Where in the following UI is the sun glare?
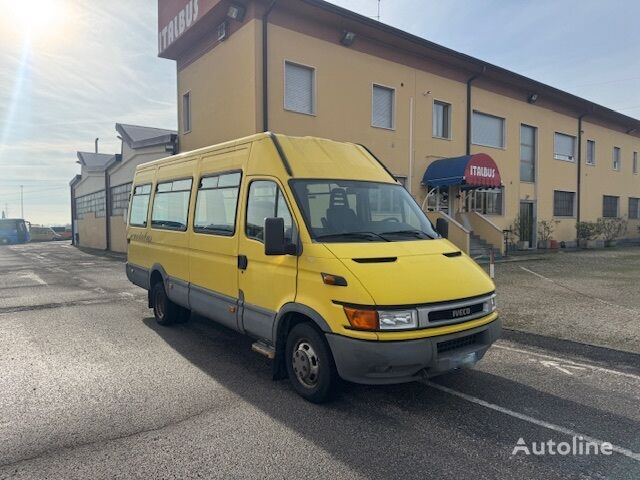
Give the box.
[2,0,68,38]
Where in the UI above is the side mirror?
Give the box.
[436,218,449,239]
[264,217,296,255]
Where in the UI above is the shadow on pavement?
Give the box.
[142,314,640,479]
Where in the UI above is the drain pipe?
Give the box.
[466,65,486,155]
[576,112,588,244]
[262,0,278,132]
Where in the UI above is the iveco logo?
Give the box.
[452,307,471,318]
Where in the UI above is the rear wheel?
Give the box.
[151,281,188,326]
[285,323,338,403]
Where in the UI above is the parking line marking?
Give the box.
[494,344,640,382]
[423,380,640,462]
[518,266,638,315]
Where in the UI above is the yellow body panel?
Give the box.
[127,133,497,346]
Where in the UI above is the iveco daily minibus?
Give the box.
[126,133,500,402]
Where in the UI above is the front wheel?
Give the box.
[285,323,339,403]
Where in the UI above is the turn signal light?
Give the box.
[343,307,378,330]
[321,273,348,286]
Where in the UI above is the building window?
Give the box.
[612,147,621,171]
[432,100,451,139]
[75,190,106,219]
[151,179,193,231]
[629,198,640,220]
[371,84,395,129]
[553,190,575,217]
[586,140,596,165]
[129,184,152,227]
[182,92,191,133]
[394,176,407,188]
[246,181,293,242]
[284,61,315,115]
[633,152,638,174]
[520,124,536,182]
[602,195,619,218]
[471,111,505,149]
[194,172,241,235]
[470,188,503,215]
[554,133,576,162]
[110,183,132,217]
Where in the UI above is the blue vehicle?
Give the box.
[0,218,30,245]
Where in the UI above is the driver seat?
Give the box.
[324,188,358,232]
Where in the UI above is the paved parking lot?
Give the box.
[0,242,639,479]
[496,248,640,354]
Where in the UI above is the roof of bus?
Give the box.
[134,133,394,183]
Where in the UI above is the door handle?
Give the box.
[238,255,248,270]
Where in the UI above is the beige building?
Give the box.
[71,124,177,252]
[158,0,640,252]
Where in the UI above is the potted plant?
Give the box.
[510,214,529,250]
[537,219,559,249]
[576,221,602,249]
[598,217,627,247]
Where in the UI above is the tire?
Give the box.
[151,281,185,326]
[285,322,339,403]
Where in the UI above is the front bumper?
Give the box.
[326,318,501,384]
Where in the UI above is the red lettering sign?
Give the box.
[464,153,502,188]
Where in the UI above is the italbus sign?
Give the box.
[463,153,502,188]
[157,0,222,54]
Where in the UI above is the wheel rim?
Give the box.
[154,287,165,320]
[292,338,320,388]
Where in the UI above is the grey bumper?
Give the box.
[326,318,501,385]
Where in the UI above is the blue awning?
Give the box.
[422,153,502,189]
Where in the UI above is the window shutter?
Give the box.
[372,85,394,129]
[472,112,504,148]
[554,133,575,160]
[285,62,314,114]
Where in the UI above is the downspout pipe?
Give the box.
[262,0,278,132]
[576,113,587,243]
[105,170,111,251]
[466,65,486,155]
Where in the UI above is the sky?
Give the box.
[0,0,639,225]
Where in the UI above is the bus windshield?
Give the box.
[290,180,439,243]
[0,219,18,232]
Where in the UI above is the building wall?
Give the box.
[171,12,640,243]
[177,18,261,151]
[108,144,172,252]
[77,213,107,250]
[74,173,105,198]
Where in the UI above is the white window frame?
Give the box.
[283,60,317,116]
[371,83,396,130]
[612,146,621,172]
[553,132,576,162]
[182,91,192,134]
[471,111,506,150]
[432,99,452,140]
[586,139,596,166]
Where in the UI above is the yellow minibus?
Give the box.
[126,133,500,402]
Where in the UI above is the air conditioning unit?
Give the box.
[217,21,228,42]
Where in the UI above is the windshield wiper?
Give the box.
[316,232,390,242]
[381,230,436,240]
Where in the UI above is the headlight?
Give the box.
[343,307,418,331]
[378,310,418,330]
[489,295,497,312]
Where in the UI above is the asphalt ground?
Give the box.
[495,247,640,354]
[0,242,639,479]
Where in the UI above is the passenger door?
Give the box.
[238,178,298,342]
[188,171,243,331]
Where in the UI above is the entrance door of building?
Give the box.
[519,201,535,248]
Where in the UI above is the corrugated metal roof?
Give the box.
[76,152,118,172]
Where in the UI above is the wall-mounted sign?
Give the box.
[158,0,200,53]
[464,153,501,188]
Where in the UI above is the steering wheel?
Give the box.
[379,217,400,223]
